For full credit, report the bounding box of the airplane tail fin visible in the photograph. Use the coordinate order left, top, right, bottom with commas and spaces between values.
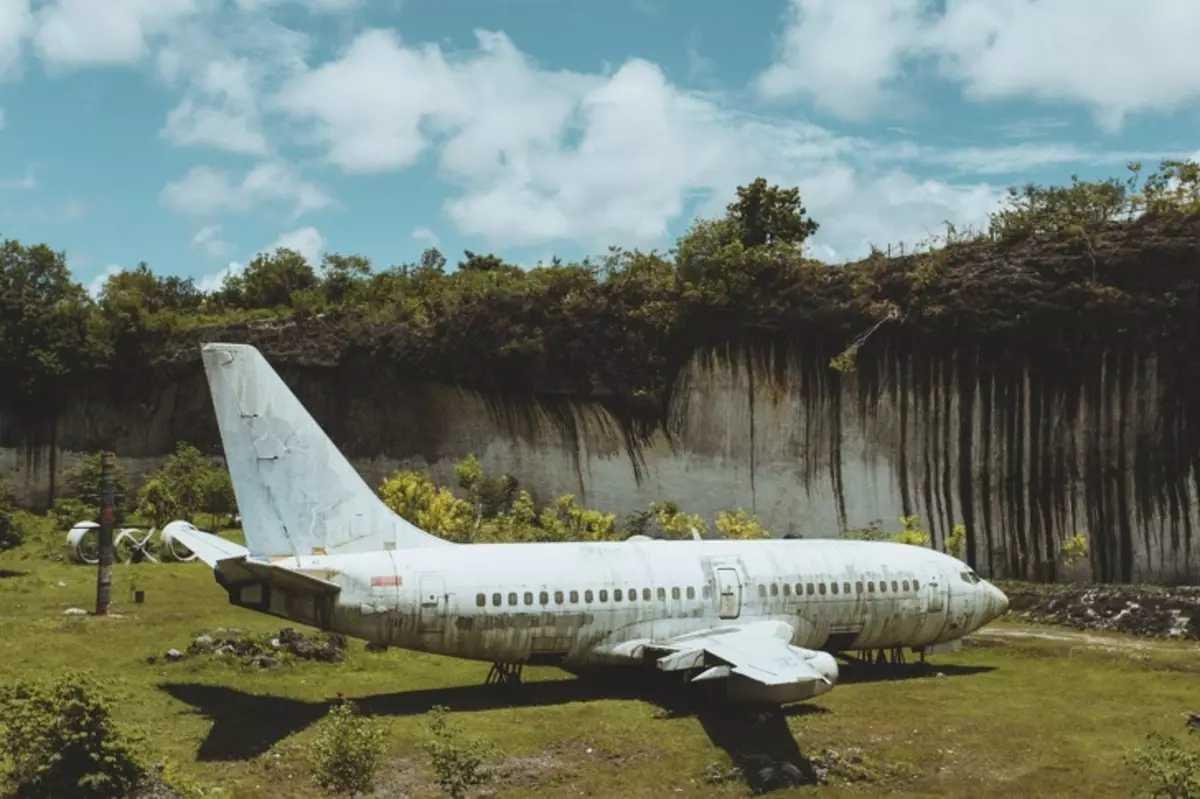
200, 342, 453, 558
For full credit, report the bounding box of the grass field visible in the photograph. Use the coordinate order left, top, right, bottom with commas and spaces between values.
1, 524, 1197, 798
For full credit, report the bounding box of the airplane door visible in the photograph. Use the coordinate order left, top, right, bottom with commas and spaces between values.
716, 568, 741, 619
917, 575, 951, 643
418, 574, 446, 634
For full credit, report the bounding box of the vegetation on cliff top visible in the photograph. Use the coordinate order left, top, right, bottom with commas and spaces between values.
2, 161, 1199, 422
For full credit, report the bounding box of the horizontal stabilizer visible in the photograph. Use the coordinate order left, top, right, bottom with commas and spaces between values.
161, 521, 249, 568
215, 555, 341, 596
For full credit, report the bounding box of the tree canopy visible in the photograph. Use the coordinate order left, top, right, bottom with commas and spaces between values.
1, 162, 1198, 424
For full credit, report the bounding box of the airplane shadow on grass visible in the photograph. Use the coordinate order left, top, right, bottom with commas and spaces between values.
160, 661, 993, 794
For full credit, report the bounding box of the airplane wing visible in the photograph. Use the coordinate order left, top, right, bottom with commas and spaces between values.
162, 521, 249, 567
597, 620, 839, 704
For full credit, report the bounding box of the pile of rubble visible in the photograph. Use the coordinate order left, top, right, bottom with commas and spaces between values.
151, 626, 348, 668
1000, 582, 1200, 640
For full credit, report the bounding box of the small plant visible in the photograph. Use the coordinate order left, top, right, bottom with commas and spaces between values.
716, 508, 770, 539
1061, 533, 1090, 566
423, 704, 494, 799
0, 476, 21, 551
944, 524, 967, 560
1125, 731, 1200, 799
309, 699, 388, 798
0, 673, 147, 799
891, 515, 931, 548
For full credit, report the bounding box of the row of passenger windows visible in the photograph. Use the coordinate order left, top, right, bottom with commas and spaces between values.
473, 577, 922, 608
475, 585, 712, 608
757, 578, 919, 598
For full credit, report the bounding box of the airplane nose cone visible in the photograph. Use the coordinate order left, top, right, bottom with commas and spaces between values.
987, 582, 1009, 618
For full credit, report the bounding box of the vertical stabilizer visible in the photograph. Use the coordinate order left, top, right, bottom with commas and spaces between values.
200, 342, 452, 557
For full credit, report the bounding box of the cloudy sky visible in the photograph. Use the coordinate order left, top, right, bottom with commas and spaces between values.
0, 0, 1197, 295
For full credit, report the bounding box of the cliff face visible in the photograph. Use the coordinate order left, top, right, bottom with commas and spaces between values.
2, 216, 1199, 584
2, 340, 1197, 584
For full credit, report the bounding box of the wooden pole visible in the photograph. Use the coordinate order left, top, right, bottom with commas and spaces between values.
95, 451, 115, 616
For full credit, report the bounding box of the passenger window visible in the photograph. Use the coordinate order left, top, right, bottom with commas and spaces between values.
818, 583, 827, 595
770, 583, 779, 596
584, 590, 594, 602
630, 590, 637, 602
879, 581, 887, 593
554, 591, 564, 604
855, 582, 863, 594
830, 582, 839, 595
492, 593, 502, 606
672, 587, 681, 600
913, 580, 921, 590
569, 590, 578, 603
614, 589, 623, 602
476, 593, 486, 607
599, 589, 608, 602
539, 591, 549, 605
806, 583, 815, 595
891, 580, 899, 593
524, 592, 534, 605
902, 580, 910, 591
843, 582, 851, 594
508, 592, 517, 605
783, 583, 791, 596
686, 586, 695, 600
868, 581, 876, 592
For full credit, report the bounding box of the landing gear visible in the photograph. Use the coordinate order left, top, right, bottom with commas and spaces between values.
485, 662, 524, 686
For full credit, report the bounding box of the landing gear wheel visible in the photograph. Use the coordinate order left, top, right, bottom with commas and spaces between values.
485, 662, 524, 687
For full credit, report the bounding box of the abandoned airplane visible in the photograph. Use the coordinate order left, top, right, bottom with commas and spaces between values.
166, 342, 1010, 706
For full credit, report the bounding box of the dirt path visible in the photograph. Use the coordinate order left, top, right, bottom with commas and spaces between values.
973, 625, 1199, 653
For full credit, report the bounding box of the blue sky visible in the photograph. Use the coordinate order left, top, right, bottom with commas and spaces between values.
1, 0, 1197, 296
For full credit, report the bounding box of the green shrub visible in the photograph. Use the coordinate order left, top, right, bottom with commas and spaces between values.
309, 700, 387, 798
422, 705, 493, 799
0, 477, 20, 551
0, 673, 147, 799
1125, 731, 1200, 799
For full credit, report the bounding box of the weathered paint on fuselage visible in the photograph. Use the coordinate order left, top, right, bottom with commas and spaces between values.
242, 537, 1007, 667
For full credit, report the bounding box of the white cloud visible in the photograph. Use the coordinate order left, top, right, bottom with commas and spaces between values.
198, 260, 241, 293
411, 226, 438, 246
87, 264, 124, 299
190, 224, 234, 258
160, 58, 269, 154
268, 225, 325, 265
272, 27, 1005, 256
32, 0, 203, 70
757, 0, 1200, 132
159, 160, 332, 218
1, 164, 36, 189
756, 0, 928, 120
0, 0, 30, 80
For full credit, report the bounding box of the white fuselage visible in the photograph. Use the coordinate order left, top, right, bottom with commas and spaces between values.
225, 537, 1008, 666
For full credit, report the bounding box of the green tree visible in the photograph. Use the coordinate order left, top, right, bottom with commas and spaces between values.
135, 477, 181, 530
726, 177, 820, 249
62, 452, 131, 524
715, 508, 770, 539
309, 700, 388, 798
216, 248, 319, 309
156, 442, 215, 521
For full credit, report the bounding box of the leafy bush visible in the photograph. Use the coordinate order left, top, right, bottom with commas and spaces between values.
50, 497, 93, 529
716, 508, 770, 539
1125, 731, 1200, 799
309, 700, 388, 798
0, 673, 147, 799
0, 477, 20, 551
135, 477, 181, 530
422, 705, 493, 799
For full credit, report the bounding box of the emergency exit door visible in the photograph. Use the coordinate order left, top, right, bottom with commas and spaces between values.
716, 567, 742, 619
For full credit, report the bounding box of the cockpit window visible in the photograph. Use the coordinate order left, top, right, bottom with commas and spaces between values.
960, 571, 981, 584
